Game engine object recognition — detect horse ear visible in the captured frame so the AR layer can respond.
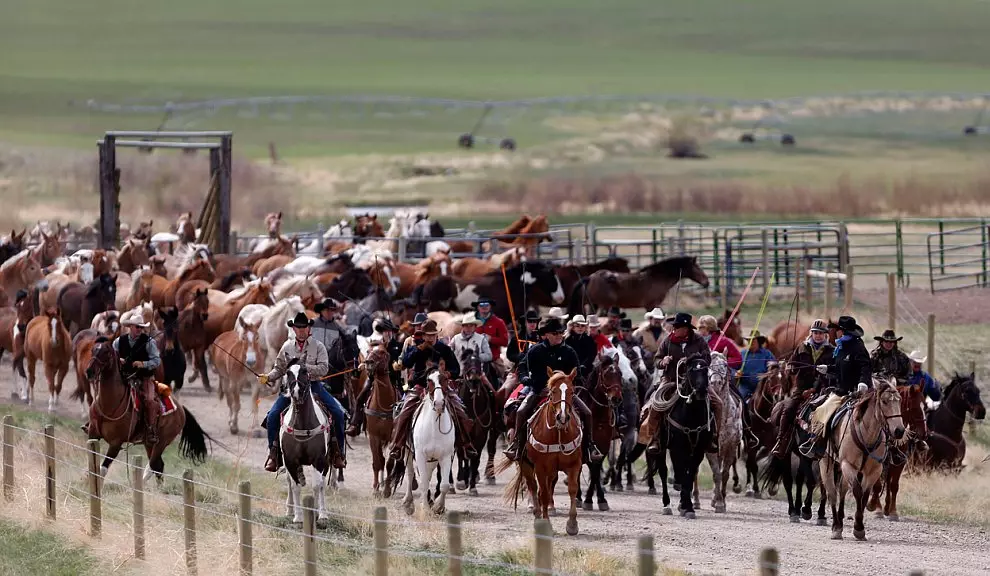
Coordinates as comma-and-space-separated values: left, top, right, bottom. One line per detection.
546, 366, 554, 378
568, 368, 577, 380
277, 212, 283, 220
371, 214, 377, 221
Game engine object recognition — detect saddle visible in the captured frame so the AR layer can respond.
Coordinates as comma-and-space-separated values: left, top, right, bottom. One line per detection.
504, 384, 550, 411
259, 399, 333, 431
128, 381, 177, 416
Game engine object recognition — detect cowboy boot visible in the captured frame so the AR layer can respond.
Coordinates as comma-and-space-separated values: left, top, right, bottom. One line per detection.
346, 380, 373, 437
388, 393, 421, 461
265, 444, 282, 472
143, 380, 160, 445
503, 394, 534, 461
330, 437, 346, 469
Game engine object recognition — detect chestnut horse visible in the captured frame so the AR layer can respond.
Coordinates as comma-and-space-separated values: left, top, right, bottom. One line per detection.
175, 267, 254, 311
568, 256, 710, 315
0, 249, 47, 305
553, 257, 630, 311
179, 289, 212, 389
24, 309, 72, 410
767, 319, 837, 360
214, 318, 267, 435
0, 290, 36, 393
576, 350, 623, 512
116, 237, 152, 274
363, 345, 397, 495
867, 381, 928, 521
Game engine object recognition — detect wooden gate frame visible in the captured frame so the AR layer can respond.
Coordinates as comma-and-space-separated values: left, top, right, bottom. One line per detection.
97, 130, 233, 253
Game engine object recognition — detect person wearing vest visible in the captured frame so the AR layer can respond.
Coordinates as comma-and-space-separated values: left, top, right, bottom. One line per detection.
258, 313, 345, 473
346, 318, 403, 437
311, 298, 359, 398
113, 310, 162, 445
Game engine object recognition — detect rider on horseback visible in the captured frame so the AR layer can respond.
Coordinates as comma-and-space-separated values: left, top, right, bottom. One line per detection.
259, 312, 347, 472
388, 319, 477, 461
502, 317, 605, 463
771, 319, 834, 459
311, 298, 360, 399
346, 318, 403, 437
114, 310, 162, 444
870, 329, 911, 385
800, 316, 873, 458
507, 310, 540, 364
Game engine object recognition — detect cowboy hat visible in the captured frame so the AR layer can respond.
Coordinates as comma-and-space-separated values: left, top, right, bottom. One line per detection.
618, 318, 633, 331
586, 314, 602, 328
545, 307, 569, 321
907, 349, 927, 364
874, 329, 903, 343
471, 297, 494, 308
373, 318, 399, 333
570, 314, 588, 326
459, 313, 481, 326
671, 312, 695, 329
286, 312, 314, 328
810, 319, 828, 333
411, 312, 429, 325
417, 319, 440, 335
644, 307, 665, 320
538, 317, 565, 335
744, 330, 768, 345
314, 298, 341, 313
120, 310, 149, 328
607, 306, 626, 318
519, 310, 541, 323
829, 316, 864, 337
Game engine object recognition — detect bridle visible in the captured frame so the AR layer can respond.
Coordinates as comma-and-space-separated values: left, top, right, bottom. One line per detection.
849, 383, 903, 465
675, 357, 709, 403
86, 344, 132, 423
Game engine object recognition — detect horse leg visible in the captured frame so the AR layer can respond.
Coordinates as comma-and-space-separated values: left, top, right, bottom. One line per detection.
433, 455, 452, 515
566, 463, 580, 536
45, 363, 57, 412
595, 457, 609, 511
314, 466, 329, 522
845, 463, 867, 541
731, 458, 742, 494
867, 470, 884, 516
290, 476, 304, 523
419, 453, 433, 515
582, 461, 594, 511
401, 452, 415, 516
456, 453, 468, 491
285, 475, 294, 517
817, 482, 828, 526
886, 463, 903, 521
745, 448, 761, 499
484, 427, 497, 485
99, 443, 122, 478
468, 450, 480, 496
658, 450, 672, 514
26, 356, 36, 404
707, 453, 725, 513
783, 458, 799, 522
196, 350, 211, 391
820, 458, 842, 539
535, 466, 552, 522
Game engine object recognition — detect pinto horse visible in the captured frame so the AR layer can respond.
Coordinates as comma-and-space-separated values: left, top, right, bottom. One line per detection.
568, 256, 709, 315
577, 349, 623, 512
82, 338, 211, 483
24, 309, 71, 410
867, 380, 928, 521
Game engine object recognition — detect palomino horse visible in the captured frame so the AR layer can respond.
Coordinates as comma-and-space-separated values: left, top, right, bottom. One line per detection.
499, 368, 583, 535
456, 349, 496, 496
867, 380, 928, 521
698, 351, 742, 514
402, 368, 457, 516
214, 318, 267, 435
577, 349, 623, 512
820, 377, 905, 541
0, 250, 47, 305
923, 373, 985, 469
82, 338, 211, 483
567, 256, 710, 315
279, 360, 338, 524
24, 309, 72, 410
154, 307, 186, 392
362, 345, 396, 495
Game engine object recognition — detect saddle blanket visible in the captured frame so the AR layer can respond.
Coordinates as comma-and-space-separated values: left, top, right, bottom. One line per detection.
129, 383, 177, 417
506, 384, 549, 409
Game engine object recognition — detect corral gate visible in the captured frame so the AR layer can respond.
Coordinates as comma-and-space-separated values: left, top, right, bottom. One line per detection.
926, 221, 990, 292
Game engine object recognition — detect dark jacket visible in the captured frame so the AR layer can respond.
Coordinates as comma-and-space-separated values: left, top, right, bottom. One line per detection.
114, 333, 161, 381
828, 335, 872, 395
870, 346, 911, 385
565, 333, 598, 382
386, 339, 404, 386
507, 328, 536, 365
517, 341, 580, 394
656, 331, 711, 383
791, 339, 835, 393
312, 317, 359, 372
402, 339, 460, 386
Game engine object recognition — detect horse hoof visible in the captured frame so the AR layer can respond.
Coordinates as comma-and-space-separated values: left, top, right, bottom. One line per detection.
745, 489, 755, 498
790, 515, 801, 524
693, 499, 701, 509
817, 518, 828, 527
548, 506, 557, 516
486, 478, 496, 486
432, 504, 446, 515
831, 530, 843, 540
732, 485, 742, 494
527, 504, 534, 513
888, 514, 899, 522
648, 487, 657, 496
613, 485, 623, 492
683, 511, 696, 520
582, 501, 594, 511
662, 507, 672, 516
565, 519, 578, 536
802, 511, 812, 521
715, 504, 726, 514
598, 501, 609, 512
229, 425, 238, 435
403, 503, 414, 516
768, 487, 778, 497
753, 492, 763, 500
853, 529, 866, 541
874, 510, 884, 519
626, 484, 634, 492
456, 481, 467, 491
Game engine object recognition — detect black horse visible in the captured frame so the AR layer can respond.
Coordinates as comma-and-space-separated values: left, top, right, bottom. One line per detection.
665, 353, 715, 519
456, 350, 495, 496
155, 307, 186, 392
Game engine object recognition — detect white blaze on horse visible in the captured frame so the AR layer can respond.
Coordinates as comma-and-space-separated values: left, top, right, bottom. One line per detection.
402, 369, 456, 517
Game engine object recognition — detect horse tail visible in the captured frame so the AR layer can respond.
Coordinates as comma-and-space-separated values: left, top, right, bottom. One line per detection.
500, 462, 524, 510
69, 379, 86, 402
567, 277, 590, 316
759, 455, 788, 494
179, 409, 214, 465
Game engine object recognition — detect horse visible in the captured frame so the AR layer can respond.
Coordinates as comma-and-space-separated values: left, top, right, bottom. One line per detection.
699, 351, 742, 514
116, 237, 152, 274
214, 318, 267, 435
577, 349, 623, 512
664, 353, 715, 519
361, 345, 397, 495
249, 212, 285, 254
69, 311, 122, 414
213, 234, 295, 278
819, 377, 905, 541
323, 268, 374, 303
607, 345, 646, 493
56, 273, 117, 337
23, 309, 72, 410
354, 214, 386, 240
717, 309, 744, 346
924, 373, 985, 469
154, 307, 186, 392
179, 288, 212, 389
0, 249, 47, 305
32, 228, 63, 267
0, 289, 36, 397
741, 364, 787, 498
553, 258, 630, 310
154, 258, 216, 308
492, 214, 551, 258
450, 246, 527, 281
498, 368, 582, 535
402, 368, 456, 517
81, 337, 212, 483
867, 380, 929, 521
453, 261, 564, 321
455, 349, 496, 497
0, 229, 27, 265
272, 275, 323, 310
567, 256, 710, 315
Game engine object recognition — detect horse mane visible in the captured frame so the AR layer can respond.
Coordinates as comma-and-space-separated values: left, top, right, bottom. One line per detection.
0, 249, 30, 271
95, 336, 109, 344
226, 278, 262, 300
639, 255, 697, 278
943, 373, 972, 399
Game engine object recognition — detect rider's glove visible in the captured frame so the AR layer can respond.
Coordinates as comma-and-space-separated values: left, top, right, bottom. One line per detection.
258, 374, 269, 386
857, 382, 868, 394
816, 365, 828, 375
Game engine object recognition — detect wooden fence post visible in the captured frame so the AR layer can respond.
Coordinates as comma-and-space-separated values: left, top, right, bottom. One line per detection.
637, 535, 655, 576
183, 470, 197, 575
44, 425, 55, 520
2, 415, 13, 501
374, 506, 388, 576
761, 229, 771, 292
759, 547, 780, 576
132, 455, 145, 559
87, 439, 101, 538
927, 314, 936, 377
887, 273, 896, 330
447, 511, 463, 576
239, 481, 252, 575
824, 263, 834, 321
534, 518, 552, 575
303, 495, 316, 576
844, 265, 854, 311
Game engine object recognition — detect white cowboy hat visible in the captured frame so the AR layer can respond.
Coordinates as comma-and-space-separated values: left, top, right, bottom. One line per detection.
570, 314, 588, 326
459, 313, 481, 326
120, 310, 149, 328
545, 307, 569, 321
907, 350, 927, 364
586, 314, 602, 328
644, 307, 665, 320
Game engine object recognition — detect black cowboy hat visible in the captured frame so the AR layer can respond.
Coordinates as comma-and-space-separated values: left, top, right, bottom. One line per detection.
874, 329, 903, 343
829, 316, 864, 337
671, 312, 695, 329
538, 317, 565, 335
519, 310, 541, 323
313, 298, 340, 313
618, 318, 633, 331
411, 312, 429, 325
607, 306, 626, 318
286, 312, 314, 328
14, 289, 28, 303
374, 318, 399, 333
471, 296, 494, 307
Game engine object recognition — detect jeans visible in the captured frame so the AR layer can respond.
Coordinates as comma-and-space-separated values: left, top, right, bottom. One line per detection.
266, 384, 347, 452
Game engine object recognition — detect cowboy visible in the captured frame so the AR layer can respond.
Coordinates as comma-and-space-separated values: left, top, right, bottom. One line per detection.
473, 297, 509, 365
633, 308, 667, 358
639, 312, 719, 455
112, 310, 162, 444
737, 330, 776, 400
612, 317, 642, 348
770, 319, 834, 459
311, 298, 360, 398
388, 319, 477, 461
801, 316, 873, 459
345, 318, 403, 437
545, 307, 569, 323
603, 307, 625, 338
906, 350, 942, 403
400, 312, 430, 390
502, 317, 605, 463
450, 313, 493, 366
507, 310, 540, 365
697, 315, 742, 370
587, 314, 613, 353
564, 315, 598, 381
258, 312, 346, 473
871, 329, 911, 385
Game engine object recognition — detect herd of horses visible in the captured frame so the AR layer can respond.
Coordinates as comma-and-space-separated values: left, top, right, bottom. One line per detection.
0, 214, 985, 541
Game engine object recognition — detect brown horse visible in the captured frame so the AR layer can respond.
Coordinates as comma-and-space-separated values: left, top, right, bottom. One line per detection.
450, 246, 527, 281
81, 337, 212, 484
179, 289, 212, 389
0, 229, 28, 265
717, 309, 745, 346
24, 309, 72, 410
492, 214, 552, 258
56, 273, 117, 337
923, 373, 985, 469
205, 279, 275, 341
0, 250, 47, 305
577, 350, 623, 512
354, 214, 386, 239
116, 237, 152, 274
455, 349, 496, 496
214, 318, 267, 434
214, 234, 296, 278
767, 319, 838, 360
499, 368, 583, 535
174, 267, 253, 310
553, 257, 630, 310
742, 365, 787, 498
156, 258, 216, 308
0, 290, 36, 392
32, 229, 63, 267
568, 256, 710, 315
867, 382, 928, 521
362, 346, 397, 495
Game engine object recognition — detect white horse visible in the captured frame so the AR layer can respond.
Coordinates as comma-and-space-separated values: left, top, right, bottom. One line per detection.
259, 296, 305, 363
402, 369, 456, 516
281, 363, 337, 524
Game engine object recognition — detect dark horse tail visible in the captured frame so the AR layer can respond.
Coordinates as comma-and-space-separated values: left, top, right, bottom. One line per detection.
759, 454, 788, 494
567, 277, 591, 317
180, 409, 215, 465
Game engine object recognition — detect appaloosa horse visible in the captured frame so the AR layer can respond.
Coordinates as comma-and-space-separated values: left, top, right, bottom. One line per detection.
567, 256, 710, 315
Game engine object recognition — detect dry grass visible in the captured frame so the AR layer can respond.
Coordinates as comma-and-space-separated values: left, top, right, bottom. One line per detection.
896, 432, 990, 527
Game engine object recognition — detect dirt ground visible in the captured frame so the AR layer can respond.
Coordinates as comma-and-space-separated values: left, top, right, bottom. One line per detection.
1, 365, 989, 576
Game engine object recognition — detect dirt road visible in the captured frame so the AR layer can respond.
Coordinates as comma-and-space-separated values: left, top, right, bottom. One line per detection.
2, 366, 988, 576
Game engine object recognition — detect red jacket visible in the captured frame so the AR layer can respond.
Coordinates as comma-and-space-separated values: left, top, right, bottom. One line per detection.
709, 331, 742, 370
593, 333, 613, 353
476, 313, 509, 361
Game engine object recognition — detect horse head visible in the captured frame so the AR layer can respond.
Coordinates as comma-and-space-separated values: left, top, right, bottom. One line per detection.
265, 212, 283, 237
946, 373, 985, 420
594, 349, 624, 405
237, 318, 263, 369
425, 369, 448, 414
355, 214, 385, 238
871, 376, 905, 441
286, 360, 311, 406
364, 346, 390, 380
676, 353, 710, 402
707, 351, 730, 395
85, 337, 117, 383
546, 367, 578, 427
897, 380, 928, 441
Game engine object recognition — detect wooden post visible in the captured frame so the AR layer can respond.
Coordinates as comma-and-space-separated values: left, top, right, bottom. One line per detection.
2, 415, 13, 500
759, 547, 780, 576
87, 439, 101, 538
374, 506, 388, 576
44, 425, 55, 520
844, 265, 854, 311
303, 495, 316, 576
927, 314, 936, 377
534, 519, 552, 575
132, 455, 145, 559
183, 470, 197, 575
761, 229, 771, 292
239, 481, 252, 575
637, 535, 655, 576
887, 273, 896, 331
447, 511, 463, 576
218, 134, 233, 254
824, 263, 834, 321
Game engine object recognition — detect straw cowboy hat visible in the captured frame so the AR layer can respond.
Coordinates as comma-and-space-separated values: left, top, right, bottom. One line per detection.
644, 307, 665, 321
744, 330, 768, 345
286, 312, 314, 328
545, 307, 569, 321
459, 313, 481, 326
907, 350, 927, 364
569, 314, 588, 326
874, 329, 903, 343
586, 314, 602, 328
120, 309, 149, 328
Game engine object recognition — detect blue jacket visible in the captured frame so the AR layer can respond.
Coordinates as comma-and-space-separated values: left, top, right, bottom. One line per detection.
908, 369, 941, 402
739, 347, 776, 393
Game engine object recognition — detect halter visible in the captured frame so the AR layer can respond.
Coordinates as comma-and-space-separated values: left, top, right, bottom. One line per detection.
532, 379, 581, 455
285, 376, 332, 440
423, 373, 453, 435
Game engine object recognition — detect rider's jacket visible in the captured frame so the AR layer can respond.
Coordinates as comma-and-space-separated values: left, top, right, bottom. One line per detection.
266, 337, 330, 383
114, 333, 161, 381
